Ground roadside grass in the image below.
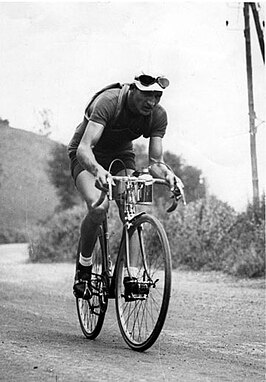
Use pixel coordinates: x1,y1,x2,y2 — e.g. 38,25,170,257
25,195,265,278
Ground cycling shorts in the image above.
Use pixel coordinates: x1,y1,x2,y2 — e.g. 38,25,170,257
69,150,136,184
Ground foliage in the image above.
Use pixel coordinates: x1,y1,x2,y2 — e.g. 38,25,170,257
28,193,265,278
219,195,265,277
134,143,206,203
163,195,265,277
28,203,123,263
164,195,237,270
29,205,84,262
0,117,9,127
33,108,53,137
31,139,264,278
47,143,81,210
0,227,28,244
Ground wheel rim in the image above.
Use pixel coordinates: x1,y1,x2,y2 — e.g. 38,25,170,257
76,236,107,338
116,216,171,349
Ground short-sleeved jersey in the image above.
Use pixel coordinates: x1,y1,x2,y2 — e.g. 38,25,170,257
68,87,168,156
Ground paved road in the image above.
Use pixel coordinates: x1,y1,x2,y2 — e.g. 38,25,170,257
0,244,265,381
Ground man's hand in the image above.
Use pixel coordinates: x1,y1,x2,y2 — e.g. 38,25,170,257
165,172,184,192
95,166,112,192
165,171,186,207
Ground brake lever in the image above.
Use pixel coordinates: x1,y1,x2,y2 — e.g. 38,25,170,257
91,180,110,209
167,197,178,213
166,185,186,213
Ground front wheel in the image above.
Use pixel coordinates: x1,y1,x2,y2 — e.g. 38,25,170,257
115,214,172,351
76,227,108,339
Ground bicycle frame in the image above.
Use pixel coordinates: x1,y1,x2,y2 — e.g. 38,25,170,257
100,175,168,296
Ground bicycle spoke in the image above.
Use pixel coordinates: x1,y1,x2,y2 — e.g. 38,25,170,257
76,232,108,339
115,214,172,351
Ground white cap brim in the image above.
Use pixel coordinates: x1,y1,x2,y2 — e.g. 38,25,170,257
134,80,163,92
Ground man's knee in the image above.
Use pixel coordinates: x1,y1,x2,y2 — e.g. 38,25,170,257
89,205,107,223
86,197,109,223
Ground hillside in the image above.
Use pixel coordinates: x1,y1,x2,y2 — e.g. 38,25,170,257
0,123,60,237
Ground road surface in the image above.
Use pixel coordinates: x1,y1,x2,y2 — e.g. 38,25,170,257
0,244,265,381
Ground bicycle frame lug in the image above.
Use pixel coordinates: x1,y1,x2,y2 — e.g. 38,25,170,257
125,221,133,229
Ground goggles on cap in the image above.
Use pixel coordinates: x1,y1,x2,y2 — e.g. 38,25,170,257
134,74,170,89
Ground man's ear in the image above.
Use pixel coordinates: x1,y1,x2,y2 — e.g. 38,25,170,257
129,83,136,91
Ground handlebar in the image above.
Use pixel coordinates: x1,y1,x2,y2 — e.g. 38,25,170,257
92,174,185,213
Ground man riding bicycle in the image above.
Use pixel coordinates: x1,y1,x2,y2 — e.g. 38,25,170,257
68,72,183,298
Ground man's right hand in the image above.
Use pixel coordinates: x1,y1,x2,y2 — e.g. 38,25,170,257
95,166,112,192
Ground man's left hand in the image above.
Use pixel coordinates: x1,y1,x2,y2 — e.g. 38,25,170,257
165,172,184,192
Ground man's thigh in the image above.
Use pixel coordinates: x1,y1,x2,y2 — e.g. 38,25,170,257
76,168,134,211
75,170,103,208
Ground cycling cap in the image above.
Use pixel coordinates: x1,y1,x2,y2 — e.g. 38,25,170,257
134,73,170,92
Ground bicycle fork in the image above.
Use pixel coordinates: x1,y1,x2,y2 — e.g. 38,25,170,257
122,222,158,302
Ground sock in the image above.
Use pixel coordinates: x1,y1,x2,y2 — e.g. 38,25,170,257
79,253,92,268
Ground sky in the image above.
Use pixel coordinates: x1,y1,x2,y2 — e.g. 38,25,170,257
0,1,265,211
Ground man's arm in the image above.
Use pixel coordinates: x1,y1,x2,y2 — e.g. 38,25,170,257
148,136,183,190
77,120,111,190
148,136,164,165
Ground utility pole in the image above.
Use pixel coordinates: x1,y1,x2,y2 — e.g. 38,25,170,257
243,3,260,208
250,3,265,63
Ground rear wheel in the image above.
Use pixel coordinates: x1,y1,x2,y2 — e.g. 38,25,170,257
115,214,172,351
76,228,108,339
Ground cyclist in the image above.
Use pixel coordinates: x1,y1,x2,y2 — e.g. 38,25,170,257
68,72,183,298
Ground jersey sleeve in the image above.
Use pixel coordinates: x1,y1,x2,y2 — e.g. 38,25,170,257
147,105,168,138
84,90,118,127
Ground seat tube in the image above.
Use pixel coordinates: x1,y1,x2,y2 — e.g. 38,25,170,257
124,226,131,274
101,216,110,274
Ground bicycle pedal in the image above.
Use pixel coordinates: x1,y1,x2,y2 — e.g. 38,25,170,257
82,281,92,300
122,293,147,302
124,277,150,296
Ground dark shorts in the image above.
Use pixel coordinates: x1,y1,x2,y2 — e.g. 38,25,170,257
69,150,136,184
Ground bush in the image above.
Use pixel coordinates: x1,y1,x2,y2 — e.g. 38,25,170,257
163,195,237,270
162,195,265,277
28,194,265,278
29,205,84,262
222,244,265,278
220,201,265,277
28,203,123,263
0,227,28,244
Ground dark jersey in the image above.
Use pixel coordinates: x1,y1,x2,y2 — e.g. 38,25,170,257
68,88,168,156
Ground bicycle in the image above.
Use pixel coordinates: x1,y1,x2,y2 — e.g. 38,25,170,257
75,161,185,351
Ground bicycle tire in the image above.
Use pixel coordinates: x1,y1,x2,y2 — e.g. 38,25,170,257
115,213,172,351
76,227,108,339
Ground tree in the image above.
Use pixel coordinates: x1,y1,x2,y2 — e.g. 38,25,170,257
0,117,9,128
134,143,206,203
33,108,53,137
47,143,81,210
179,164,206,203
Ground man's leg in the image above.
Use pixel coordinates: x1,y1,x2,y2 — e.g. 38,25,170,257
74,170,108,296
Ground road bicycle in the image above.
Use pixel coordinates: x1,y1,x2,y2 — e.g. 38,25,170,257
75,161,185,351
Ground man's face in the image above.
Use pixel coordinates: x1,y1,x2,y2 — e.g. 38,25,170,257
132,89,162,116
